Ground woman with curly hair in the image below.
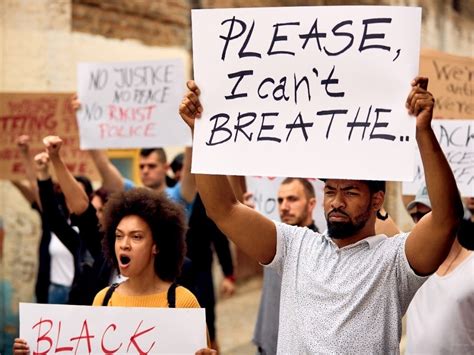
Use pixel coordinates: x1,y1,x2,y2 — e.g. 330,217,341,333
93,187,197,308
14,187,214,354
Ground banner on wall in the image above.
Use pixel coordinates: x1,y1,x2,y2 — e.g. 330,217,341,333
20,303,207,354
76,59,191,149
0,93,99,180
191,6,422,181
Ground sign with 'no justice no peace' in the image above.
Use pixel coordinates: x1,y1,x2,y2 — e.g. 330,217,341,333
76,58,191,149
191,6,422,181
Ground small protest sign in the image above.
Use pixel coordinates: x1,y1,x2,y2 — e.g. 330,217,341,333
0,93,98,180
191,6,421,181
20,303,207,354
420,49,473,119
77,59,190,149
403,119,473,197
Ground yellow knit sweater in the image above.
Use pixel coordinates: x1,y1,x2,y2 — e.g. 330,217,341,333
92,285,201,308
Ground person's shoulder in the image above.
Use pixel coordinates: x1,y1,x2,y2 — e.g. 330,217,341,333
92,286,109,306
176,286,201,308
123,178,135,191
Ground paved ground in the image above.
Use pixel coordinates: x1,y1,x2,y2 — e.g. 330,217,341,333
214,275,262,355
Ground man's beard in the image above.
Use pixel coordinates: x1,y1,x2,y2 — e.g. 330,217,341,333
326,205,372,239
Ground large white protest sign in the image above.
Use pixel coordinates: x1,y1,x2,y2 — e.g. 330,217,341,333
191,6,421,180
403,119,474,197
20,303,206,354
245,176,327,231
77,59,190,149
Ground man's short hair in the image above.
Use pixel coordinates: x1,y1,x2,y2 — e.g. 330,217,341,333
139,148,167,164
170,153,184,174
364,180,386,194
281,177,315,199
320,179,385,194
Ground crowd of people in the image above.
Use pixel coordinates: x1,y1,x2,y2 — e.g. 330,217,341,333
8,76,473,354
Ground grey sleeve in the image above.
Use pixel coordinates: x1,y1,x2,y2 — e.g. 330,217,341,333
395,233,430,315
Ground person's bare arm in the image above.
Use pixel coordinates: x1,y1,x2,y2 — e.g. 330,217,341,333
179,80,276,264
228,175,247,203
88,149,125,193
16,135,41,206
405,77,463,275
179,146,197,203
43,135,89,215
71,93,125,194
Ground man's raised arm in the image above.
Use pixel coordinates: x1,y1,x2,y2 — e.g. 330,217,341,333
405,77,463,275
179,80,277,264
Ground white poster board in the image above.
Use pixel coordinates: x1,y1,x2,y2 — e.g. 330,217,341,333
191,6,421,181
403,119,474,197
20,303,206,354
245,176,327,231
77,59,191,149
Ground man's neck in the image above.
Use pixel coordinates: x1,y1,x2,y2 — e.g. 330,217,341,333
330,226,377,249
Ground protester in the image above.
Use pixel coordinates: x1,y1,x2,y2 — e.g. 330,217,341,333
13,187,215,355
405,185,474,354
179,77,463,353
32,150,78,304
41,135,118,305
138,147,195,219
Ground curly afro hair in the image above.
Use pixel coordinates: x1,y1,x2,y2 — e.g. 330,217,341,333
101,187,187,282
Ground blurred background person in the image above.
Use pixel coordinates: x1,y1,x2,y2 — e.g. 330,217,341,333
405,184,474,354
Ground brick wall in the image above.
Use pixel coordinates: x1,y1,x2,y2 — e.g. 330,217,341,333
72,0,191,47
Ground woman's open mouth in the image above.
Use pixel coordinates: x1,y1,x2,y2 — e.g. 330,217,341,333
119,255,131,266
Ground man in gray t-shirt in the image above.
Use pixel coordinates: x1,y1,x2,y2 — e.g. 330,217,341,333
179,77,463,353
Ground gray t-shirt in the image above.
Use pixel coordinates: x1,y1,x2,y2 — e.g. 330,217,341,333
267,222,427,354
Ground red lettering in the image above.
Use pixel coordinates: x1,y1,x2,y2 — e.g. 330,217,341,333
98,123,156,139
70,320,95,355
108,105,118,120
143,123,155,137
54,321,73,353
101,324,122,354
12,161,24,173
107,105,156,122
32,318,53,355
126,320,156,355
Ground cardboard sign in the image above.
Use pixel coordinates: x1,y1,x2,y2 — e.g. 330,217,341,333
20,303,207,354
403,119,473,197
191,6,421,181
420,49,473,119
77,59,191,149
245,176,327,231
0,93,98,180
